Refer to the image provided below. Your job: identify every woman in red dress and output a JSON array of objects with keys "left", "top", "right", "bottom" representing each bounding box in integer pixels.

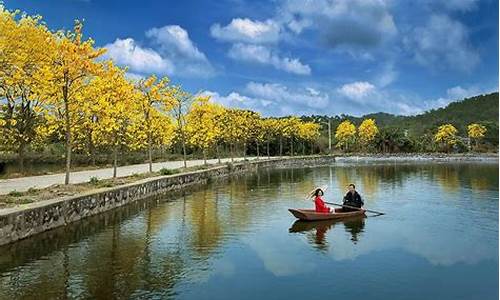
[{"left": 313, "top": 188, "right": 333, "bottom": 213}]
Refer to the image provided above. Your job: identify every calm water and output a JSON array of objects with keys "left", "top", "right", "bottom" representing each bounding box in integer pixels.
[{"left": 0, "top": 162, "right": 498, "bottom": 300}]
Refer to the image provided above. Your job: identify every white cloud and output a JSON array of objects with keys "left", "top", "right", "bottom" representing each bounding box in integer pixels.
[
  {"left": 103, "top": 25, "right": 213, "bottom": 78},
  {"left": 146, "top": 25, "right": 207, "bottom": 61},
  {"left": 228, "top": 43, "right": 311, "bottom": 75},
  {"left": 146, "top": 25, "right": 214, "bottom": 77},
  {"left": 404, "top": 14, "right": 479, "bottom": 72},
  {"left": 337, "top": 81, "right": 376, "bottom": 100},
  {"left": 422, "top": 85, "right": 493, "bottom": 110},
  {"left": 200, "top": 90, "right": 270, "bottom": 112},
  {"left": 245, "top": 81, "right": 329, "bottom": 109},
  {"left": 103, "top": 38, "right": 174, "bottom": 74},
  {"left": 124, "top": 72, "right": 146, "bottom": 81},
  {"left": 210, "top": 18, "right": 281, "bottom": 44},
  {"left": 446, "top": 86, "right": 480, "bottom": 100},
  {"left": 200, "top": 81, "right": 329, "bottom": 116}
]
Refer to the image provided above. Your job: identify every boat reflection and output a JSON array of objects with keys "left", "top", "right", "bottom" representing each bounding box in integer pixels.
[{"left": 289, "top": 216, "right": 366, "bottom": 251}]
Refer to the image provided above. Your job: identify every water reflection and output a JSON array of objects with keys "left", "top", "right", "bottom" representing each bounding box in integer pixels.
[{"left": 289, "top": 216, "right": 366, "bottom": 252}]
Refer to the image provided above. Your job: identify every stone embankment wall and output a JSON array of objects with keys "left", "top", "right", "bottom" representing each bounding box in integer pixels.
[{"left": 0, "top": 156, "right": 335, "bottom": 246}]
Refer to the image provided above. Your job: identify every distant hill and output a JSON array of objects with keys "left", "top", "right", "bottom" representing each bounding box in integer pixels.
[
  {"left": 302, "top": 92, "right": 499, "bottom": 144},
  {"left": 395, "top": 92, "right": 498, "bottom": 136}
]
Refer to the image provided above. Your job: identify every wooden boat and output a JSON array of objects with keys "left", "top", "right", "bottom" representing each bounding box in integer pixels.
[{"left": 288, "top": 208, "right": 365, "bottom": 221}]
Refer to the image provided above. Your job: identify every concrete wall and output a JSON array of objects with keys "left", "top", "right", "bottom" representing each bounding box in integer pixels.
[{"left": 0, "top": 156, "right": 335, "bottom": 246}]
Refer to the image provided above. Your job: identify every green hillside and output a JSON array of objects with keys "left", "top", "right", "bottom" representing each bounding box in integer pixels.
[
  {"left": 303, "top": 92, "right": 499, "bottom": 150},
  {"left": 396, "top": 92, "right": 498, "bottom": 136}
]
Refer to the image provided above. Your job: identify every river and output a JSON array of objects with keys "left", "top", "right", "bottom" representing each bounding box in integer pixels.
[{"left": 0, "top": 162, "right": 498, "bottom": 299}]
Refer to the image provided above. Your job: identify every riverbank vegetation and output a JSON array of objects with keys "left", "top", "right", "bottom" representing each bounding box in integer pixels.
[
  {"left": 0, "top": 7, "right": 498, "bottom": 180},
  {"left": 306, "top": 92, "right": 498, "bottom": 153}
]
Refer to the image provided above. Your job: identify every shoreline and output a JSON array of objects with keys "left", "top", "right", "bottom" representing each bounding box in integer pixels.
[
  {"left": 335, "top": 153, "right": 498, "bottom": 162},
  {"left": 0, "top": 154, "right": 497, "bottom": 246}
]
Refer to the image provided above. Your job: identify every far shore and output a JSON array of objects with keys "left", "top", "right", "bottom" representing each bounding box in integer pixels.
[{"left": 335, "top": 152, "right": 498, "bottom": 162}]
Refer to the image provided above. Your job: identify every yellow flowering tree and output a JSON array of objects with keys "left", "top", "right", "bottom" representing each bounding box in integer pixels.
[
  {"left": 298, "top": 122, "right": 321, "bottom": 155},
  {"left": 241, "top": 110, "right": 261, "bottom": 159},
  {"left": 358, "top": 119, "right": 379, "bottom": 151},
  {"left": 434, "top": 124, "right": 458, "bottom": 152},
  {"left": 282, "top": 117, "right": 302, "bottom": 156},
  {"left": 335, "top": 120, "right": 356, "bottom": 151},
  {"left": 218, "top": 108, "right": 251, "bottom": 161},
  {"left": 171, "top": 87, "right": 194, "bottom": 168},
  {"left": 0, "top": 8, "right": 54, "bottom": 171},
  {"left": 467, "top": 123, "right": 487, "bottom": 150},
  {"left": 34, "top": 21, "right": 106, "bottom": 184},
  {"left": 185, "top": 96, "right": 225, "bottom": 164},
  {"left": 261, "top": 118, "right": 279, "bottom": 158},
  {"left": 275, "top": 118, "right": 289, "bottom": 157},
  {"left": 87, "top": 61, "right": 139, "bottom": 177},
  {"left": 134, "top": 75, "right": 177, "bottom": 172},
  {"left": 251, "top": 116, "right": 266, "bottom": 159}
]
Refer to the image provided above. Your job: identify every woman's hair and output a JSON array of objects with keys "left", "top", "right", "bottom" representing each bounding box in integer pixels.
[{"left": 314, "top": 188, "right": 324, "bottom": 196}]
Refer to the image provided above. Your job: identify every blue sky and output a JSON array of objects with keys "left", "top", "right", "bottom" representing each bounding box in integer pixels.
[{"left": 4, "top": 0, "right": 499, "bottom": 116}]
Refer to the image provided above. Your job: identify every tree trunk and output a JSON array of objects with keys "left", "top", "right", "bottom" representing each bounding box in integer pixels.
[
  {"left": 182, "top": 140, "right": 187, "bottom": 168},
  {"left": 290, "top": 138, "right": 294, "bottom": 157},
  {"left": 279, "top": 137, "right": 283, "bottom": 157},
  {"left": 243, "top": 142, "right": 247, "bottom": 160},
  {"left": 148, "top": 134, "right": 153, "bottom": 173},
  {"left": 90, "top": 138, "right": 96, "bottom": 166},
  {"left": 113, "top": 144, "right": 118, "bottom": 178},
  {"left": 230, "top": 144, "right": 234, "bottom": 162},
  {"left": 256, "top": 141, "right": 260, "bottom": 159},
  {"left": 216, "top": 144, "right": 221, "bottom": 164},
  {"left": 203, "top": 149, "right": 207, "bottom": 165},
  {"left": 302, "top": 141, "right": 305, "bottom": 156},
  {"left": 310, "top": 141, "right": 314, "bottom": 155},
  {"left": 64, "top": 94, "right": 71, "bottom": 185},
  {"left": 18, "top": 142, "right": 25, "bottom": 175},
  {"left": 267, "top": 140, "right": 270, "bottom": 159}
]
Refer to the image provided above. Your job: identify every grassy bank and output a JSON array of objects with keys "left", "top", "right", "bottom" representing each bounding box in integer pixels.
[{"left": 0, "top": 163, "right": 215, "bottom": 208}]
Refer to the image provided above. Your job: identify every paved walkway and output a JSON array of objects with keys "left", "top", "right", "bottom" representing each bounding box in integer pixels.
[{"left": 0, "top": 157, "right": 260, "bottom": 195}]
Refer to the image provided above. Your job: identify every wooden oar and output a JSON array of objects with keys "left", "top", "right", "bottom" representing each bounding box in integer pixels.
[{"left": 325, "top": 201, "right": 385, "bottom": 215}]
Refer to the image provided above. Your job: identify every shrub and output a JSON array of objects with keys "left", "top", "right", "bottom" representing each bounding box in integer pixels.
[
  {"left": 8, "top": 190, "right": 22, "bottom": 197},
  {"left": 160, "top": 168, "right": 177, "bottom": 175},
  {"left": 89, "top": 176, "right": 99, "bottom": 184}
]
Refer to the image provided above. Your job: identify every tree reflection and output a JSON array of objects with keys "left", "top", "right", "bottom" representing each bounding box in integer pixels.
[
  {"left": 433, "top": 164, "right": 460, "bottom": 194},
  {"left": 361, "top": 170, "right": 379, "bottom": 200},
  {"left": 188, "top": 189, "right": 222, "bottom": 256}
]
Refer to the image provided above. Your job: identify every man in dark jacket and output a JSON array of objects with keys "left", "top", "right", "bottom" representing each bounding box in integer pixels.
[{"left": 343, "top": 184, "right": 364, "bottom": 212}]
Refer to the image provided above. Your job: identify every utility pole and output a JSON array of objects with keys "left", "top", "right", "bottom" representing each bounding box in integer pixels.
[
  {"left": 316, "top": 118, "right": 332, "bottom": 154},
  {"left": 328, "top": 119, "right": 332, "bottom": 153}
]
